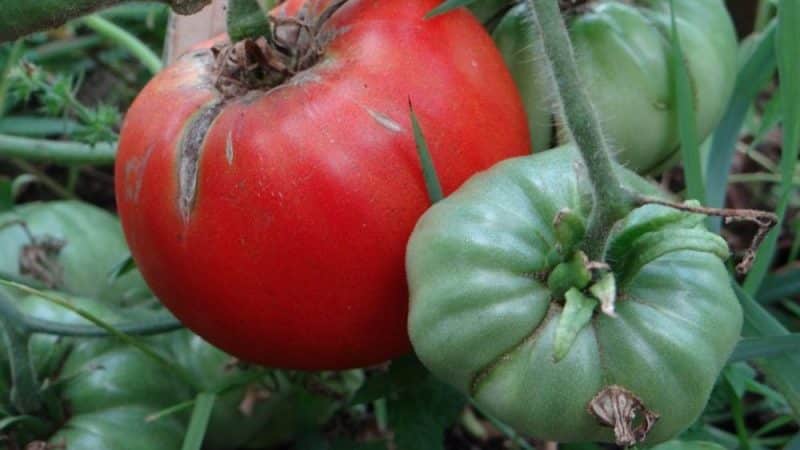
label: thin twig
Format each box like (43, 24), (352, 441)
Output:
(635, 196), (778, 274)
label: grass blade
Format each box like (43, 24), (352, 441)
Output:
(427, 0), (477, 18)
(744, 1), (800, 293)
(409, 103), (444, 204)
(735, 282), (800, 420)
(730, 334), (800, 362)
(181, 392), (216, 450)
(757, 267), (800, 304)
(669, 0), (704, 203)
(706, 22), (777, 227)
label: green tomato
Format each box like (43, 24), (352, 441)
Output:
(1, 294), (188, 449)
(493, 0), (738, 173)
(406, 146), (742, 445)
(0, 201), (150, 306)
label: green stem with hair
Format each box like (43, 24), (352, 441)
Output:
(0, 0), (211, 42)
(80, 15), (163, 75)
(0, 134), (116, 166)
(524, 0), (634, 260)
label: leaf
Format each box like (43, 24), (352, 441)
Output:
(427, 0), (478, 18)
(409, 103), (444, 204)
(757, 267), (800, 304)
(388, 377), (465, 450)
(649, 440), (727, 450)
(181, 392), (216, 450)
(734, 282), (800, 420)
(553, 288), (597, 361)
(706, 22), (777, 224)
(744, 0), (800, 293)
(107, 253), (136, 282)
(730, 334), (800, 362)
(669, 0), (705, 203)
(723, 363), (757, 398)
(227, 0), (272, 43)
(351, 354), (430, 405)
(0, 177), (11, 212)
(785, 431), (800, 450)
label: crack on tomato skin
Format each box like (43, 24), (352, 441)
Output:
(124, 143), (155, 203)
(469, 302), (558, 397)
(225, 131), (235, 165)
(177, 99), (227, 222)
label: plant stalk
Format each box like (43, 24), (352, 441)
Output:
(0, 134), (116, 166)
(0, 0), (212, 42)
(80, 15), (163, 75)
(524, 0), (633, 260)
(0, 291), (40, 413)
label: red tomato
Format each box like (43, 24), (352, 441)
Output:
(115, 0), (530, 370)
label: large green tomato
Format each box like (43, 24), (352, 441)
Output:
(0, 201), (150, 306)
(493, 0), (738, 172)
(406, 146), (742, 445)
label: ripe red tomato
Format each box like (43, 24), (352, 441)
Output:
(115, 0), (530, 370)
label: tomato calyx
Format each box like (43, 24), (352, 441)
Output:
(4, 219), (67, 288)
(588, 385), (660, 447)
(212, 0), (349, 97)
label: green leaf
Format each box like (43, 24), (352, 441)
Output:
(0, 178), (11, 212)
(388, 377), (465, 450)
(669, 0), (704, 203)
(706, 22), (777, 222)
(181, 392), (216, 450)
(723, 363), (757, 399)
(351, 354), (430, 405)
(649, 440), (727, 450)
(757, 267), (800, 304)
(427, 0), (477, 18)
(734, 282), (800, 420)
(785, 432), (800, 450)
(410, 104), (444, 205)
(553, 288), (598, 362)
(730, 334), (800, 362)
(744, 0), (800, 293)
(107, 253), (136, 282)
(227, 0), (272, 43)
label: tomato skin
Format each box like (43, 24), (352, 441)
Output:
(406, 146), (742, 444)
(494, 0), (737, 173)
(115, 0), (530, 370)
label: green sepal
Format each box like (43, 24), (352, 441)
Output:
(553, 208), (586, 255)
(553, 288), (598, 362)
(547, 251), (591, 299)
(589, 272), (617, 317)
(613, 227), (730, 286)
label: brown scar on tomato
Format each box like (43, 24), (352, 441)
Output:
(124, 143), (156, 203)
(365, 108), (404, 133)
(225, 131), (235, 165)
(177, 99), (227, 221)
(587, 385), (659, 447)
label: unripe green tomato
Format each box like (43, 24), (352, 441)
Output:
(0, 294), (188, 450)
(493, 0), (738, 173)
(406, 146), (742, 445)
(0, 201), (150, 306)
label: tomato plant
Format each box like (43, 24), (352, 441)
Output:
(115, 0), (530, 370)
(406, 146), (743, 445)
(493, 0), (738, 172)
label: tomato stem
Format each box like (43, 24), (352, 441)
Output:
(524, 0), (634, 260)
(0, 291), (41, 413)
(0, 0), (211, 42)
(0, 134), (117, 166)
